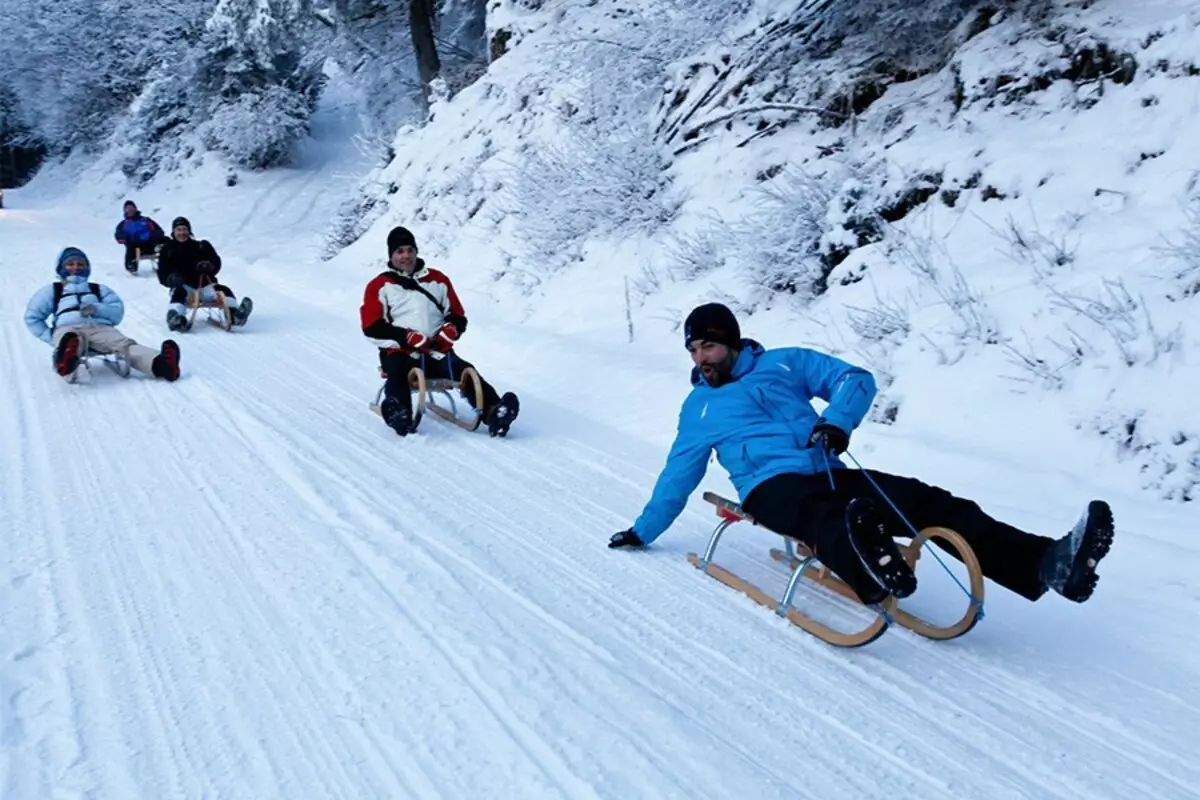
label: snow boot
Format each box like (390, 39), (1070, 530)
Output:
(1038, 500), (1114, 603)
(167, 309), (190, 332)
(53, 332), (81, 378)
(486, 392), (520, 438)
(151, 339), (181, 382)
(380, 396), (413, 437)
(845, 497), (917, 604)
(230, 297), (253, 327)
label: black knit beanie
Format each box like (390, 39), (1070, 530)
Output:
(684, 303), (742, 350)
(171, 216), (191, 232)
(387, 226), (418, 255)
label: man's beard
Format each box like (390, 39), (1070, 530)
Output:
(700, 354), (735, 386)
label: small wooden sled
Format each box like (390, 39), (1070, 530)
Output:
(129, 245), (160, 274)
(368, 359), (485, 433)
(687, 491), (985, 648)
(66, 344), (130, 384)
(186, 276), (234, 331)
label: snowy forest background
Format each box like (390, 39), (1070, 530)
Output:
(2, 0), (1198, 503)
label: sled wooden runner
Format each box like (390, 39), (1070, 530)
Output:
(186, 276), (233, 331)
(686, 491), (985, 647)
(369, 366), (428, 429)
(369, 363), (484, 432)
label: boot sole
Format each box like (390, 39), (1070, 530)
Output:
(1062, 500), (1114, 602)
(847, 501), (918, 600)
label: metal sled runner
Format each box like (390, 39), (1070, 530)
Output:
(368, 352), (485, 433)
(65, 339), (131, 384)
(687, 492), (985, 647)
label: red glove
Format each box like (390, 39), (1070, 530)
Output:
(432, 322), (458, 352)
(405, 330), (430, 351)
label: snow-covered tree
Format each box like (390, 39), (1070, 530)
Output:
(193, 0), (325, 168)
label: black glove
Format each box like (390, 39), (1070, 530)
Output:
(608, 529), (644, 549)
(807, 420), (849, 455)
(165, 273), (184, 289)
(197, 260), (216, 274)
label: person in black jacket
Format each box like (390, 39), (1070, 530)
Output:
(157, 217), (253, 331)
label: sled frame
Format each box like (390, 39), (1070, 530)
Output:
(186, 275), (233, 331)
(131, 245), (160, 273)
(686, 491), (985, 648)
(368, 362), (485, 432)
(66, 339), (131, 384)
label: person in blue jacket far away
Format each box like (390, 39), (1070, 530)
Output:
(608, 302), (1114, 607)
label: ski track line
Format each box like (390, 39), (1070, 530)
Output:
(208, 362), (1123, 796)
(199, 368), (1038, 799)
(201, 380), (787, 798)
(142, 375), (584, 797)
(4, 322), (140, 798)
(187, 347), (902, 796)
(136, 382), (442, 797)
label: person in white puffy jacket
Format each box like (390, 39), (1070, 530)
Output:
(24, 247), (181, 381)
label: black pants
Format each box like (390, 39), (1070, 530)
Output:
(380, 349), (500, 414)
(170, 284), (236, 304)
(742, 471), (1055, 602)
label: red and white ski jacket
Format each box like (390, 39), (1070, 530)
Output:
(360, 261), (469, 351)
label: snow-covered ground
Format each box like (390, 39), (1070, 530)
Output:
(3, 5), (1200, 799)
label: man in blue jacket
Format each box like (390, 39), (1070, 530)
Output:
(25, 247), (182, 382)
(113, 200), (167, 274)
(608, 303), (1114, 607)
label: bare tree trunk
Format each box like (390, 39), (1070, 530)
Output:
(410, 0), (441, 100)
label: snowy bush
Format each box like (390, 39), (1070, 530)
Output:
(1160, 194), (1200, 300)
(503, 125), (675, 273)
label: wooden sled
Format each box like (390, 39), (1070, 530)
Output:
(186, 276), (234, 331)
(686, 491), (985, 648)
(368, 360), (485, 432)
(66, 343), (131, 384)
(129, 245), (160, 274)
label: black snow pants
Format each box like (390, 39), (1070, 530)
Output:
(380, 349), (501, 416)
(742, 470), (1056, 602)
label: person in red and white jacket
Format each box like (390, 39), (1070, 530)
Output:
(360, 226), (520, 437)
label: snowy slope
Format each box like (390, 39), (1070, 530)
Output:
(2, 15), (1200, 800)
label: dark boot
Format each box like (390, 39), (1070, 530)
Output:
(381, 396), (413, 437)
(151, 339), (181, 381)
(230, 297), (253, 327)
(486, 392), (519, 438)
(54, 332), (82, 377)
(845, 497), (917, 603)
(1038, 501), (1114, 602)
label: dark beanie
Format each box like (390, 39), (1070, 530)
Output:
(684, 302), (742, 350)
(387, 226), (418, 255)
(123, 200), (136, 210)
(171, 216), (191, 231)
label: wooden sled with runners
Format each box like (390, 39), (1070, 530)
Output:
(65, 338), (131, 384)
(368, 352), (485, 433)
(186, 274), (234, 332)
(687, 491), (986, 648)
(127, 244), (161, 275)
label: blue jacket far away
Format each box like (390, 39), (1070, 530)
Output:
(631, 339), (876, 544)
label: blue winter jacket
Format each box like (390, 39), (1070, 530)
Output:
(631, 339), (876, 544)
(24, 276), (125, 345)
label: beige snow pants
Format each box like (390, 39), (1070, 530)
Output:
(53, 324), (158, 375)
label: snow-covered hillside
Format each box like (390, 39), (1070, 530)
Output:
(330, 0), (1200, 506)
(2, 1), (1199, 797)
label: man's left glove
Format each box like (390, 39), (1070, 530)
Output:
(197, 260), (216, 274)
(431, 322), (459, 352)
(608, 529), (645, 549)
(807, 420), (850, 455)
